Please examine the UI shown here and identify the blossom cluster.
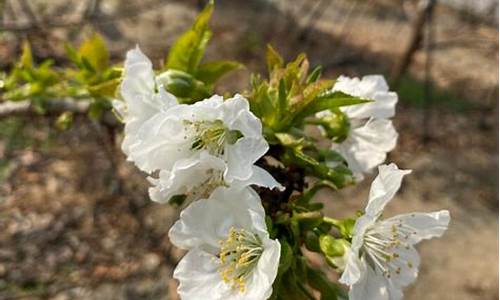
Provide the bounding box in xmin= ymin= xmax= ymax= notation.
xmin=114 ymin=45 xmax=450 ymax=300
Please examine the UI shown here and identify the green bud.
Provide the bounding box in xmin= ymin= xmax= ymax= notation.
xmin=319 ymin=235 xmax=349 ymax=257
xmin=318 ymin=110 xmax=350 ymax=143
xmin=157 ymin=69 xmax=210 ymax=102
xmin=55 ymin=111 xmax=73 ymax=131
xmin=304 ymin=231 xmax=320 ymax=252
xmin=339 ymin=218 xmax=355 ymax=238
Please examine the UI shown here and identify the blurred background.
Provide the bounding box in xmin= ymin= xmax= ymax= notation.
xmin=0 ymin=0 xmax=498 ymax=299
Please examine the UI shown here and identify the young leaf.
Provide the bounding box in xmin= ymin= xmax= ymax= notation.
xmin=266 ymin=44 xmax=284 ymax=73
xmin=292 ymin=91 xmax=370 ymax=126
xmin=166 ymin=0 xmax=214 ymax=73
xmin=195 ymin=60 xmax=242 ymax=85
xmin=306 ymin=66 xmax=322 ymax=84
xmin=20 ymin=40 xmax=34 ymax=69
xmin=78 ymin=33 xmax=109 ymax=72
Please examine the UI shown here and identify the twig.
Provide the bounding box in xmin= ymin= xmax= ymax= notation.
xmin=0 ymin=99 xmax=88 ymax=117
xmin=0 ymin=0 xmax=169 ymax=32
xmin=0 ymin=99 xmax=119 ymax=126
xmin=422 ymin=0 xmax=436 ymax=143
xmin=390 ymin=0 xmax=436 ymax=85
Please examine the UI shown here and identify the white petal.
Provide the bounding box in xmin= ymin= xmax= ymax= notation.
xmin=168 ymin=186 xmax=268 ymax=250
xmin=235 ymin=165 xmax=284 ymax=191
xmin=335 ymin=118 xmax=398 ymax=178
xmin=174 ymin=248 xmax=233 ymax=300
xmin=384 ymin=210 xmax=450 ymax=245
xmin=384 ymin=245 xmax=420 ymax=289
xmin=223 ymin=94 xmax=263 ymax=138
xmin=339 ymin=248 xmax=364 ymax=285
xmin=340 ymin=214 xmax=377 ymax=284
xmin=120 ymin=46 xmax=155 ymax=102
xmin=148 ymin=154 xmax=226 ymax=203
xmin=127 ymin=112 xmax=191 ymax=172
xmin=334 ymin=75 xmax=398 ymax=120
xmin=243 ymin=239 xmax=281 ymax=300
xmin=225 ymin=138 xmax=269 ymax=182
xmin=365 ymin=164 xmax=411 ymax=217
xmin=348 ymin=266 xmax=394 ymax=300
xmin=119 ymin=47 xmax=177 ymax=123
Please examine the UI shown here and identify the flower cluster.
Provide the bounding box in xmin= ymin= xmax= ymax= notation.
xmin=113 ymin=3 xmax=450 ymax=299
xmin=115 ymin=47 xmax=283 ymax=300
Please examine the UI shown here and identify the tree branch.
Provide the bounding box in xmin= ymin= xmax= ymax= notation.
xmin=0 ymin=99 xmax=119 ymax=126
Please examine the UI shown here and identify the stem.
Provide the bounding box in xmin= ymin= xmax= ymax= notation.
xmin=323 ymin=217 xmax=342 ymax=228
xmin=297 ymin=282 xmax=316 ymax=300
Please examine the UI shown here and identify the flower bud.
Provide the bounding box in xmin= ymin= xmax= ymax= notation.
xmin=156 ymin=69 xmax=210 ymax=102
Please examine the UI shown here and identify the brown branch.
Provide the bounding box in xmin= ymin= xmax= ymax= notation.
xmin=0 ymin=99 xmax=88 ymax=117
xmin=0 ymin=0 xmax=169 ymax=32
xmin=390 ymin=0 xmax=436 ymax=85
xmin=0 ymin=99 xmax=119 ymax=126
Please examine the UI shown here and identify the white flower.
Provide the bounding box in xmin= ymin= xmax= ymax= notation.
xmin=129 ymin=92 xmax=282 ymax=203
xmin=334 ymin=75 xmax=397 ymax=120
xmin=169 ymin=186 xmax=281 ymax=300
xmin=339 ymin=163 xmax=450 ymax=300
xmin=115 ymin=47 xmax=281 ymax=203
xmin=322 ymin=75 xmax=398 ymax=180
xmin=113 ymin=46 xmax=178 ymax=158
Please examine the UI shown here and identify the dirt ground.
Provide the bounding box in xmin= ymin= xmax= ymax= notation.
xmin=0 ymin=0 xmax=498 ymax=299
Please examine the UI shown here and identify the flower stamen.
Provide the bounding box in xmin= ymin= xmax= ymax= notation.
xmin=218 ymin=227 xmax=263 ymax=292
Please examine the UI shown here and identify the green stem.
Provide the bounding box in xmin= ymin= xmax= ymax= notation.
xmin=323 ymin=216 xmax=342 ymax=227
xmin=297 ymin=282 xmax=317 ymax=300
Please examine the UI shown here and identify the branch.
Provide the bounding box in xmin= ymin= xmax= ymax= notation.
xmin=0 ymin=0 xmax=169 ymax=32
xmin=390 ymin=0 xmax=437 ymax=85
xmin=0 ymin=99 xmax=119 ymax=126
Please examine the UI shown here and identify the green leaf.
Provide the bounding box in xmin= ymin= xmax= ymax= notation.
xmin=64 ymin=43 xmax=83 ymax=68
xmin=304 ymin=91 xmax=370 ymax=115
xmin=274 ymin=132 xmax=302 ymax=147
xmin=166 ymin=0 xmax=214 ymax=73
xmin=78 ymin=33 xmax=109 ymax=72
xmin=88 ymin=77 xmax=121 ymax=97
xmin=307 ymin=267 xmax=347 ymax=300
xmin=266 ymin=44 xmax=284 ymax=73
xmin=292 ymin=91 xmax=370 ymax=127
xmin=298 ymin=180 xmax=337 ymax=206
xmin=20 ymin=40 xmax=33 ymax=69
xmin=195 ymin=60 xmax=242 ymax=85
xmin=277 ymin=240 xmax=293 ymax=276
xmin=278 ymin=78 xmax=287 ymax=117
xmin=55 ymin=112 xmax=73 ymax=130
xmin=306 ymin=66 xmax=322 ymax=84
xmin=287 ymin=147 xmax=354 ymax=188
xmin=304 ymin=231 xmax=320 ymax=252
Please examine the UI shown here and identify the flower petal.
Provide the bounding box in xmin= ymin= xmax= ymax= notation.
xmin=348 ymin=266 xmax=402 ymax=300
xmin=243 ymin=239 xmax=281 ymax=300
xmin=339 ymin=248 xmax=364 ymax=285
xmin=336 ymin=118 xmax=398 ymax=179
xmin=384 ymin=210 xmax=450 ymax=245
xmin=168 ymin=186 xmax=268 ymax=250
xmin=334 ymin=75 xmax=398 ymax=120
xmin=223 ymin=94 xmax=263 ymax=138
xmin=365 ymin=163 xmax=411 ymax=217
xmin=127 ymin=112 xmax=191 ymax=172
xmin=225 ymin=138 xmax=269 ymax=182
xmin=174 ymin=248 xmax=233 ymax=300
xmin=236 ymin=165 xmax=284 ymax=191
xmin=148 ymin=153 xmax=226 ymax=203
